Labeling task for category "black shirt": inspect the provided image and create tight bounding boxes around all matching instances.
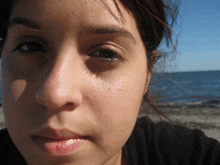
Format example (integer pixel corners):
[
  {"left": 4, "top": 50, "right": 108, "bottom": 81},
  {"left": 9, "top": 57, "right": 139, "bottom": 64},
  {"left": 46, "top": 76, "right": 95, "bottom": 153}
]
[
  {"left": 124, "top": 117, "right": 220, "bottom": 165},
  {"left": 1, "top": 117, "right": 220, "bottom": 165}
]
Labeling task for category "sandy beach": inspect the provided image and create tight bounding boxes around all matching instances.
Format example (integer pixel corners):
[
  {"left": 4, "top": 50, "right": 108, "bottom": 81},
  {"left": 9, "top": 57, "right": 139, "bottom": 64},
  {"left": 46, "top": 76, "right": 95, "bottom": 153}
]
[
  {"left": 1, "top": 106, "right": 220, "bottom": 142},
  {"left": 147, "top": 106, "right": 220, "bottom": 142}
]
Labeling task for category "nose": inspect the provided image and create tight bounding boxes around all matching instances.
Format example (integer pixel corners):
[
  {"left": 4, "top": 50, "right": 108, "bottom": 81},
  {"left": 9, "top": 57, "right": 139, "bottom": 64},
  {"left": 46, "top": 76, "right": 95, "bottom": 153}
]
[{"left": 35, "top": 49, "right": 83, "bottom": 110}]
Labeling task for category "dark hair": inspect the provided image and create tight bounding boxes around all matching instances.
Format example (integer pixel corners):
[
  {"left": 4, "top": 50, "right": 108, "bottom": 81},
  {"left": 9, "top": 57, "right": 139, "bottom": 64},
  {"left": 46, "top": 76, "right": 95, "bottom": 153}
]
[
  {"left": 119, "top": 0, "right": 179, "bottom": 119},
  {"left": 0, "top": 0, "right": 179, "bottom": 118}
]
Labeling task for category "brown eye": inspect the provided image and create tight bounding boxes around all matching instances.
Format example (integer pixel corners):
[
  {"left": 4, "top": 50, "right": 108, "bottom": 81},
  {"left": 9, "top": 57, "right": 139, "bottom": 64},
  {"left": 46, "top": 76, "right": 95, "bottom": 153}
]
[
  {"left": 89, "top": 49, "right": 122, "bottom": 61},
  {"left": 13, "top": 42, "right": 46, "bottom": 53}
]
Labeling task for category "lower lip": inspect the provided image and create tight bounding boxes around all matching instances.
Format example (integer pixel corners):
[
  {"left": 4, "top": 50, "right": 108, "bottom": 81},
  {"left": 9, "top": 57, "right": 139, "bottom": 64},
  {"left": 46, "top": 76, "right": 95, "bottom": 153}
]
[{"left": 34, "top": 137, "right": 85, "bottom": 155}]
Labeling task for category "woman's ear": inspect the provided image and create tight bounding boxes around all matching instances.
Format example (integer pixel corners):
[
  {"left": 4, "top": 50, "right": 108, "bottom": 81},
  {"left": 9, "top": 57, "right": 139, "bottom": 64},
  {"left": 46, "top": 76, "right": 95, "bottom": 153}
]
[
  {"left": 151, "top": 50, "right": 158, "bottom": 65},
  {"left": 144, "top": 50, "right": 158, "bottom": 94},
  {"left": 144, "top": 72, "right": 152, "bottom": 94}
]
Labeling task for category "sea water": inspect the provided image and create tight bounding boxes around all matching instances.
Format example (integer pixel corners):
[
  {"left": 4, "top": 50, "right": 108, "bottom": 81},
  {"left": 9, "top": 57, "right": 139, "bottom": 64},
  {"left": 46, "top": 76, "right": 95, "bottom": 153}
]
[{"left": 149, "top": 70, "right": 220, "bottom": 107}]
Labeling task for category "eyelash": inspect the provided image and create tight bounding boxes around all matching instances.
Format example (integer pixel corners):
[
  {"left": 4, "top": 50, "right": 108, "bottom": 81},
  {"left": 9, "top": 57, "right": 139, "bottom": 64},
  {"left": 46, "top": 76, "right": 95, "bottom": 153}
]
[
  {"left": 13, "top": 41, "right": 122, "bottom": 61},
  {"left": 89, "top": 49, "right": 122, "bottom": 61},
  {"left": 13, "top": 41, "right": 46, "bottom": 53}
]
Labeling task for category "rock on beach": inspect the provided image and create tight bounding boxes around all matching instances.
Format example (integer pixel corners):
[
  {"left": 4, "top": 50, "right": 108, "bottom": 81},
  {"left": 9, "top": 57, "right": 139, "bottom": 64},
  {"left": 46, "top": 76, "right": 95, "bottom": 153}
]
[{"left": 0, "top": 106, "right": 5, "bottom": 129}]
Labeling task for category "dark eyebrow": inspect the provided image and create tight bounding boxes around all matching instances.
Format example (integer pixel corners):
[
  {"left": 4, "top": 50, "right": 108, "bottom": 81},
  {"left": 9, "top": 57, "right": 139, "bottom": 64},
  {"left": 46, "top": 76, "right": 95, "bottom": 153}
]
[
  {"left": 8, "top": 17, "right": 41, "bottom": 30},
  {"left": 8, "top": 17, "right": 136, "bottom": 44},
  {"left": 87, "top": 27, "right": 136, "bottom": 44}
]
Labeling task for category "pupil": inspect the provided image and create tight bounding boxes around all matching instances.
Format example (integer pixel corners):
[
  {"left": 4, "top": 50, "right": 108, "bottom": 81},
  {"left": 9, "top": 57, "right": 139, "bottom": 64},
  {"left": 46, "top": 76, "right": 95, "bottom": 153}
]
[
  {"left": 100, "top": 50, "right": 114, "bottom": 58},
  {"left": 22, "top": 42, "right": 41, "bottom": 52}
]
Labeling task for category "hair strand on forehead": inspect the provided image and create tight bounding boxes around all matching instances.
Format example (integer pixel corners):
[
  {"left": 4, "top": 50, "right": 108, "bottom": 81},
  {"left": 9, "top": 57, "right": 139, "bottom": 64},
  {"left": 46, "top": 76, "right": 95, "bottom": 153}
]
[
  {"left": 135, "top": 0, "right": 177, "bottom": 33},
  {"left": 100, "top": 0, "right": 125, "bottom": 23}
]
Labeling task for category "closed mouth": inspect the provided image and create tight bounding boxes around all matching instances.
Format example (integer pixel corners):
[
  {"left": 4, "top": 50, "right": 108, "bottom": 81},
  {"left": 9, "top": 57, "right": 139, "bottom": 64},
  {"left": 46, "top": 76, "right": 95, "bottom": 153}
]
[{"left": 31, "top": 127, "right": 88, "bottom": 155}]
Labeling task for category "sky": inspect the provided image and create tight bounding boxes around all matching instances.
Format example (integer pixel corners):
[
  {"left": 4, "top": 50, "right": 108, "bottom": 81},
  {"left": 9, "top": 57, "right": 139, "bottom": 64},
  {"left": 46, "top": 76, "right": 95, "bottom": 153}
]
[{"left": 172, "top": 0, "right": 220, "bottom": 72}]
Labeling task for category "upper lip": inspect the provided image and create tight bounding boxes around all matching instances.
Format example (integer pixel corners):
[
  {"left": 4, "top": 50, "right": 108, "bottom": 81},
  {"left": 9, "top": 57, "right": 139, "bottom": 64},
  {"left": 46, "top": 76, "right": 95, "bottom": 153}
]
[{"left": 32, "top": 127, "right": 86, "bottom": 140}]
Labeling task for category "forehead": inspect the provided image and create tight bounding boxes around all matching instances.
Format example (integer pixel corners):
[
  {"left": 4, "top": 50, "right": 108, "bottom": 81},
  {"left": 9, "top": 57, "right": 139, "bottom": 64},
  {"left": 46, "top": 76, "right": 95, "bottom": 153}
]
[
  {"left": 10, "top": 0, "right": 133, "bottom": 28},
  {"left": 9, "top": 0, "right": 144, "bottom": 48}
]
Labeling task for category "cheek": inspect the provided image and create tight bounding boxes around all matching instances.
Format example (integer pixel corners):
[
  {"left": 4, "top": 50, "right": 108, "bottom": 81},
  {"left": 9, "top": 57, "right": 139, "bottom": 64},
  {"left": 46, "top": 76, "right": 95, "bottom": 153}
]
[
  {"left": 83, "top": 67, "right": 147, "bottom": 150},
  {"left": 85, "top": 67, "right": 147, "bottom": 130},
  {"left": 1, "top": 56, "right": 28, "bottom": 128},
  {"left": 1, "top": 77, "right": 27, "bottom": 124}
]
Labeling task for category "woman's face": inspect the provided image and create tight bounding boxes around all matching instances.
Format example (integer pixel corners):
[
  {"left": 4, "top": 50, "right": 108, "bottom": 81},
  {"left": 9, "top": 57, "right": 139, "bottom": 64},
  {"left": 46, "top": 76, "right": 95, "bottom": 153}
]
[{"left": 1, "top": 0, "right": 151, "bottom": 164}]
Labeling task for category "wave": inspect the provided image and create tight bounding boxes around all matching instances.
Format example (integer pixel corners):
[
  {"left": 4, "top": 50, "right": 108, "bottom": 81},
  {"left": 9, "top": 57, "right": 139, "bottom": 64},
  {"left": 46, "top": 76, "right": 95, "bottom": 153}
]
[{"left": 157, "top": 99, "right": 220, "bottom": 108}]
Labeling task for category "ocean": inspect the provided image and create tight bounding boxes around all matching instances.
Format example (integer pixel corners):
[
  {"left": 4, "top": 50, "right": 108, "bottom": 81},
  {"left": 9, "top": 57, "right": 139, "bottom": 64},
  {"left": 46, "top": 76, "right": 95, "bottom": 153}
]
[
  {"left": 0, "top": 70, "right": 220, "bottom": 107},
  {"left": 149, "top": 70, "right": 220, "bottom": 107}
]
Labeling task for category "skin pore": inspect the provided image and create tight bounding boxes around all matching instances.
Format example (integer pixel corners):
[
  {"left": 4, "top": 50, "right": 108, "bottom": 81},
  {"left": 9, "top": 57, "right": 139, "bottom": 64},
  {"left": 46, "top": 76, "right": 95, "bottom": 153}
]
[{"left": 1, "top": 0, "right": 153, "bottom": 164}]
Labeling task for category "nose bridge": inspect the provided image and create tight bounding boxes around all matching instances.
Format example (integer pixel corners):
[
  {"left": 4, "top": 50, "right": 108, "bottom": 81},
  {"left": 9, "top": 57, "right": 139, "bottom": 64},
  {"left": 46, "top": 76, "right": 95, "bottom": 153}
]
[
  {"left": 35, "top": 45, "right": 83, "bottom": 110},
  {"left": 50, "top": 47, "right": 79, "bottom": 87}
]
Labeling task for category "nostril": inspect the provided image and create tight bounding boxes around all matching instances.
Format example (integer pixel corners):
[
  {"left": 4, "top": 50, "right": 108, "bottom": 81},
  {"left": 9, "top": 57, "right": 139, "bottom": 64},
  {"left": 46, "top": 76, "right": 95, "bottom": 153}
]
[
  {"left": 63, "top": 102, "right": 77, "bottom": 111},
  {"left": 66, "top": 102, "right": 74, "bottom": 106}
]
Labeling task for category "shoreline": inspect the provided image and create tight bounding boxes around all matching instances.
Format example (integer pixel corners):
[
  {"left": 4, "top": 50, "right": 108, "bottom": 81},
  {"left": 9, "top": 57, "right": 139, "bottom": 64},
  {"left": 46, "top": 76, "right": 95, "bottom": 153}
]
[{"left": 1, "top": 106, "right": 220, "bottom": 141}]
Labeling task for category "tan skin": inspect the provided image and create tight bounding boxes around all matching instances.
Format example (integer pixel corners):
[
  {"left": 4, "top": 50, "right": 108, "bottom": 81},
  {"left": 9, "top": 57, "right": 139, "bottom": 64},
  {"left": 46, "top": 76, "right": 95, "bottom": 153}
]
[{"left": 1, "top": 0, "right": 155, "bottom": 164}]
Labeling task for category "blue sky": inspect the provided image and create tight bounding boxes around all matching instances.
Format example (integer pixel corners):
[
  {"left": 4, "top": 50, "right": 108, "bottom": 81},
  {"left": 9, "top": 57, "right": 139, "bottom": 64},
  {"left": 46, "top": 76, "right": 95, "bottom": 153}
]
[{"left": 173, "top": 0, "right": 220, "bottom": 72}]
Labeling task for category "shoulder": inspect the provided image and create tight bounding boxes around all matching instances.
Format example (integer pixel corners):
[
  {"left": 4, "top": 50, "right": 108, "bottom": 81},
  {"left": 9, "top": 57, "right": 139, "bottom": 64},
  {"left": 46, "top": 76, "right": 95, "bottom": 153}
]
[
  {"left": 0, "top": 128, "right": 13, "bottom": 149},
  {"left": 0, "top": 128, "right": 27, "bottom": 165},
  {"left": 125, "top": 116, "right": 220, "bottom": 165},
  {"left": 0, "top": 128, "right": 11, "bottom": 141}
]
